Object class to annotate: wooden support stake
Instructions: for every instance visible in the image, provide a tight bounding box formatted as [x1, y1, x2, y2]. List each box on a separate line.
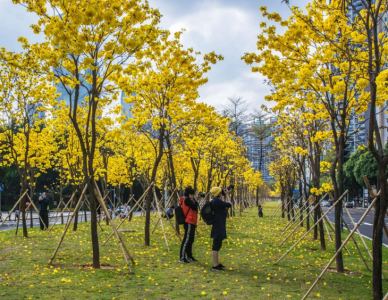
[322, 212, 351, 256]
[282, 196, 313, 235]
[275, 197, 291, 221]
[275, 190, 349, 264]
[363, 175, 377, 198]
[49, 184, 88, 264]
[152, 191, 181, 240]
[282, 196, 307, 232]
[152, 187, 177, 234]
[301, 195, 379, 300]
[48, 191, 78, 232]
[322, 212, 333, 243]
[153, 188, 170, 251]
[102, 183, 153, 246]
[93, 184, 134, 273]
[279, 193, 330, 246]
[270, 199, 284, 218]
[340, 213, 370, 271]
[343, 204, 373, 261]
[0, 190, 28, 230]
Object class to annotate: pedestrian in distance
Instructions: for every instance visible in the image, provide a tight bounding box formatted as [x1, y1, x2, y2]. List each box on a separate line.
[14, 209, 19, 221]
[123, 203, 130, 218]
[38, 192, 49, 230]
[225, 185, 234, 218]
[165, 205, 175, 219]
[179, 186, 200, 263]
[210, 186, 232, 271]
[258, 205, 263, 217]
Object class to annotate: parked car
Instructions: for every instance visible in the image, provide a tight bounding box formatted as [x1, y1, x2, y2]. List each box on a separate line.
[344, 202, 354, 208]
[321, 201, 329, 207]
[328, 200, 333, 206]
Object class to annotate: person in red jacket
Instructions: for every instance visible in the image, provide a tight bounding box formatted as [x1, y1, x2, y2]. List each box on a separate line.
[179, 186, 199, 263]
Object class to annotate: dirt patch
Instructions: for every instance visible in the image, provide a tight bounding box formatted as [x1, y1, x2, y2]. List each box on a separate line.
[132, 244, 157, 248]
[0, 255, 8, 261]
[301, 264, 314, 267]
[118, 230, 136, 233]
[319, 267, 363, 275]
[306, 248, 319, 251]
[78, 264, 117, 270]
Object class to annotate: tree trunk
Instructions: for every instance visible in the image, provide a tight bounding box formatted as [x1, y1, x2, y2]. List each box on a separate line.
[330, 151, 344, 272]
[166, 135, 179, 235]
[21, 183, 28, 238]
[372, 166, 388, 300]
[73, 187, 79, 231]
[316, 206, 326, 251]
[313, 202, 318, 240]
[299, 180, 303, 227]
[87, 180, 99, 269]
[145, 129, 165, 246]
[29, 189, 33, 228]
[256, 186, 259, 207]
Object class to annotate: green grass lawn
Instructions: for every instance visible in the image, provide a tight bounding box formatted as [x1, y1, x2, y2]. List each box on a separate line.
[0, 202, 387, 299]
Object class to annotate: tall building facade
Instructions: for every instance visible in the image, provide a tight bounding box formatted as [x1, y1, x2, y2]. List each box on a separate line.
[243, 116, 277, 183]
[55, 70, 92, 107]
[120, 91, 134, 118]
[346, 1, 388, 150]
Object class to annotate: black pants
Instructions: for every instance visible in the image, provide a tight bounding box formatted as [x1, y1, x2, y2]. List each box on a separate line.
[39, 210, 49, 230]
[180, 223, 196, 259]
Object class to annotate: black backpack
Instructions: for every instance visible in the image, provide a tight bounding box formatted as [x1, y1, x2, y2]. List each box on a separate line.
[175, 197, 190, 225]
[200, 200, 214, 225]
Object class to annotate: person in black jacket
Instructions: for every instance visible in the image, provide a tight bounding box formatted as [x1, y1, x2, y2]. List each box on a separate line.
[179, 186, 200, 263]
[210, 187, 232, 271]
[38, 192, 49, 230]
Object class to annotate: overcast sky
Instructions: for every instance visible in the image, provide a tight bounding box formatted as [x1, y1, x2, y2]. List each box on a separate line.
[0, 0, 311, 112]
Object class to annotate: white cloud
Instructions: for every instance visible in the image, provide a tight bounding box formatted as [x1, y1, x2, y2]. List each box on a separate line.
[1, 0, 310, 112]
[154, 2, 269, 110]
[198, 70, 272, 111]
[0, 2, 42, 52]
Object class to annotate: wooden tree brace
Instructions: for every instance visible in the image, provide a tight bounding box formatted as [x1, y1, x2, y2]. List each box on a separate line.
[301, 195, 379, 300]
[362, 175, 376, 198]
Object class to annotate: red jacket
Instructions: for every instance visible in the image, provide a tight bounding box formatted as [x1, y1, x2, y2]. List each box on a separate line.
[179, 196, 198, 225]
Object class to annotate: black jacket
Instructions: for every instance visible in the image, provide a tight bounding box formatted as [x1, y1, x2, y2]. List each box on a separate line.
[210, 198, 232, 240]
[184, 196, 199, 211]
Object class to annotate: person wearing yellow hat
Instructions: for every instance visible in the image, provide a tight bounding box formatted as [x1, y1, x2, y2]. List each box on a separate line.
[209, 186, 232, 271]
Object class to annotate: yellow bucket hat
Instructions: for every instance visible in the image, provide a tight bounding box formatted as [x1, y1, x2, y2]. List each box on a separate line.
[210, 187, 222, 197]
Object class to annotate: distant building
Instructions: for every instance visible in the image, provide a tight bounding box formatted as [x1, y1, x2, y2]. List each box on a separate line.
[120, 91, 134, 118]
[243, 116, 277, 183]
[55, 70, 92, 107]
[345, 1, 388, 151]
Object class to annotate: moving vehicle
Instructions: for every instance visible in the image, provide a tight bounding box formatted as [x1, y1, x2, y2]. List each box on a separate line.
[344, 202, 354, 208]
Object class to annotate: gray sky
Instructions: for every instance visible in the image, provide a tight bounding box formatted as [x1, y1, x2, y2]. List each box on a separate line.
[0, 0, 310, 111]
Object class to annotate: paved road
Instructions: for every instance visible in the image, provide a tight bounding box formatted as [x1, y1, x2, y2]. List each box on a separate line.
[0, 211, 93, 231]
[0, 210, 146, 231]
[322, 207, 388, 247]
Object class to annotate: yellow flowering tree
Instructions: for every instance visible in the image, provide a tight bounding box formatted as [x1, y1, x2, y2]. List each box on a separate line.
[118, 31, 223, 246]
[15, 0, 162, 268]
[0, 48, 57, 237]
